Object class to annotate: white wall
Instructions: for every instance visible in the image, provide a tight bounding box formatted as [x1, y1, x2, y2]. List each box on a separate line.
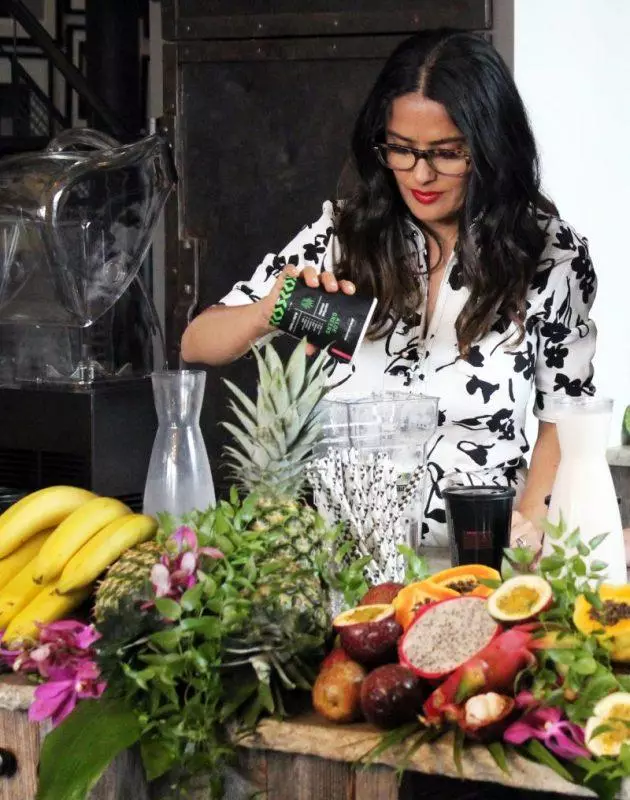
[514, 0, 630, 445]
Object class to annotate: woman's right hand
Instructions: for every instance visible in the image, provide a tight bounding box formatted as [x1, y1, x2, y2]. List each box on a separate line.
[258, 266, 356, 354]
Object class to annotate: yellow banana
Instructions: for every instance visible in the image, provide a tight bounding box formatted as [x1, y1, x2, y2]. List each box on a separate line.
[33, 496, 130, 585]
[0, 552, 52, 630]
[57, 513, 157, 594]
[0, 528, 53, 591]
[2, 582, 90, 647]
[0, 486, 96, 559]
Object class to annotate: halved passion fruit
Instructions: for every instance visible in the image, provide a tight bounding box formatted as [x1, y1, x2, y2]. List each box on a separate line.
[487, 575, 553, 622]
[427, 564, 500, 599]
[333, 603, 394, 631]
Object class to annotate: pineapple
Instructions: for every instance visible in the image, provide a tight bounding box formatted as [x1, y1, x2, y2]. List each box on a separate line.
[222, 339, 332, 568]
[222, 339, 335, 641]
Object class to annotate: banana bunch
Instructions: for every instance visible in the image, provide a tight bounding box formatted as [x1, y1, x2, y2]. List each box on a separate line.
[0, 486, 158, 647]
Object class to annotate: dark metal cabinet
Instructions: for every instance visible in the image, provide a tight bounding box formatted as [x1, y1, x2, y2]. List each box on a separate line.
[161, 0, 492, 490]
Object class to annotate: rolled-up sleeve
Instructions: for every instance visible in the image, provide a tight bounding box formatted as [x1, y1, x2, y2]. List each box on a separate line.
[219, 201, 338, 306]
[533, 225, 597, 421]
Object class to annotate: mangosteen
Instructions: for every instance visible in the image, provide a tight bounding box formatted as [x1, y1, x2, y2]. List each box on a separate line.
[458, 692, 517, 741]
[360, 664, 426, 729]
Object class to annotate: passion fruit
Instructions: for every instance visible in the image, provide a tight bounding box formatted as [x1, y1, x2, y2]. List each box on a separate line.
[487, 575, 553, 623]
[360, 582, 404, 606]
[339, 616, 403, 666]
[360, 664, 426, 729]
[332, 604, 394, 632]
[585, 692, 630, 756]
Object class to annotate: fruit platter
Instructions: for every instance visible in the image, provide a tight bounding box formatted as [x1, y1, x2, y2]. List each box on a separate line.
[0, 341, 629, 800]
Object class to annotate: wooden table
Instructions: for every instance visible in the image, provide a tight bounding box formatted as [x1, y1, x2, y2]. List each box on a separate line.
[1, 676, 629, 800]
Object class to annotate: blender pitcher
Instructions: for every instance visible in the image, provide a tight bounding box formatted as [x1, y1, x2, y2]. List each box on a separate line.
[143, 370, 216, 517]
[543, 396, 626, 584]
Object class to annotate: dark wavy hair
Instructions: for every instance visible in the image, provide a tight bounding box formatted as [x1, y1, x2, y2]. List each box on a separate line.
[335, 29, 556, 354]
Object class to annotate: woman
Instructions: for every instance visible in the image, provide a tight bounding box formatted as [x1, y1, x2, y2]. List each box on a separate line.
[181, 30, 597, 550]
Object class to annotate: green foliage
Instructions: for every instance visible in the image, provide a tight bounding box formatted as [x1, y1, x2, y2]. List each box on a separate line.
[98, 492, 331, 796]
[37, 698, 142, 800]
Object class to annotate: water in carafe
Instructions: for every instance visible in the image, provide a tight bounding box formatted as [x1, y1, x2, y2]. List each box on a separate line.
[544, 396, 626, 584]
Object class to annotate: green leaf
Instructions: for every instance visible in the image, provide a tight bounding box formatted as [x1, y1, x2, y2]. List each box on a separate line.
[140, 737, 178, 781]
[590, 560, 608, 572]
[155, 598, 182, 621]
[577, 541, 590, 557]
[179, 616, 222, 638]
[573, 656, 598, 676]
[398, 545, 430, 582]
[589, 533, 610, 552]
[149, 628, 181, 651]
[584, 590, 603, 610]
[540, 555, 566, 572]
[180, 582, 204, 611]
[36, 698, 141, 800]
[523, 739, 574, 782]
[572, 558, 587, 577]
[487, 741, 510, 774]
[504, 547, 535, 566]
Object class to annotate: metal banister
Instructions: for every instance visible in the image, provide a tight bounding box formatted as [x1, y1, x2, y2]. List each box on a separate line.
[0, 0, 129, 140]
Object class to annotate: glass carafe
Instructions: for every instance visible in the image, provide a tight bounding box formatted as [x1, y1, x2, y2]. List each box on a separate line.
[543, 396, 625, 584]
[143, 370, 215, 517]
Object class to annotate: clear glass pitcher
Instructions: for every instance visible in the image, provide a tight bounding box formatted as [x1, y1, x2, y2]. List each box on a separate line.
[143, 370, 216, 517]
[543, 396, 626, 584]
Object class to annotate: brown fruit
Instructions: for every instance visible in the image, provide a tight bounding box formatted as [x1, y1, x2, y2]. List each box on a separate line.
[360, 582, 404, 606]
[312, 660, 367, 723]
[320, 647, 352, 673]
[360, 664, 426, 729]
[339, 616, 403, 666]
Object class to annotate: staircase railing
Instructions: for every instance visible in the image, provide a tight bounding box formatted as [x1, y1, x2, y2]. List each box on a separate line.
[0, 41, 67, 139]
[0, 0, 129, 140]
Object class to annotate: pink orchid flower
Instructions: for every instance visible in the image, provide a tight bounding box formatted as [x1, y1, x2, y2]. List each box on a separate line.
[28, 660, 106, 727]
[504, 703, 590, 760]
[148, 526, 223, 605]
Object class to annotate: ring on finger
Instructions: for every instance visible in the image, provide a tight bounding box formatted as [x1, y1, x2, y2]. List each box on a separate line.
[515, 535, 527, 548]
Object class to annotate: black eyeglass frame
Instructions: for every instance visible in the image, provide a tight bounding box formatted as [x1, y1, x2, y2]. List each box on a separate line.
[372, 142, 471, 177]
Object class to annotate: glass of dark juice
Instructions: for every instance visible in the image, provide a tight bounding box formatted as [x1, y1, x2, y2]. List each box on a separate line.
[443, 485, 516, 569]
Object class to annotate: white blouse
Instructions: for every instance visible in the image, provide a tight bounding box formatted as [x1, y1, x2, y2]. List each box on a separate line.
[220, 201, 597, 545]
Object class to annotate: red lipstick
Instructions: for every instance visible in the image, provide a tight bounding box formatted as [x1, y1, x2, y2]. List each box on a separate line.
[411, 190, 443, 205]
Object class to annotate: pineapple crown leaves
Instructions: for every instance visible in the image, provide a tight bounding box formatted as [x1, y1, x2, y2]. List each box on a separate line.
[221, 339, 334, 496]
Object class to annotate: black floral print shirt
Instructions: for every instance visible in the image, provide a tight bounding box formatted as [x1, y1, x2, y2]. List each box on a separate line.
[221, 202, 597, 545]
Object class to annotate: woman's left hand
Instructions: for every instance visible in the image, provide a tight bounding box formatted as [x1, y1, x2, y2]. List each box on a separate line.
[510, 510, 543, 554]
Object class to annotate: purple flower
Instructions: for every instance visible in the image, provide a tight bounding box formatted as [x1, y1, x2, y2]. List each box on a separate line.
[148, 526, 223, 607]
[28, 661, 106, 727]
[504, 705, 590, 760]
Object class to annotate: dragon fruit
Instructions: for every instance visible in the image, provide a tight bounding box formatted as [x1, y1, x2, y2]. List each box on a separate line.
[398, 596, 500, 680]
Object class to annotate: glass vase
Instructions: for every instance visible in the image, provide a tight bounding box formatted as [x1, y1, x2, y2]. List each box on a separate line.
[143, 370, 216, 517]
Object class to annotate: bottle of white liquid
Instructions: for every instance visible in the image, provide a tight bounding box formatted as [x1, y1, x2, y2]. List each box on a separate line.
[543, 397, 626, 584]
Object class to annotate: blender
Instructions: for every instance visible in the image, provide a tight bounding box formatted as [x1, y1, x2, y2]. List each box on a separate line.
[0, 128, 176, 509]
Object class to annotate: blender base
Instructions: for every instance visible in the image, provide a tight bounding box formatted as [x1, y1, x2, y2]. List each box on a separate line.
[0, 377, 156, 510]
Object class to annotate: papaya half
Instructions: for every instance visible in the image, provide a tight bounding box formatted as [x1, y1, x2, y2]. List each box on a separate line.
[574, 584, 630, 662]
[392, 580, 458, 630]
[426, 564, 500, 599]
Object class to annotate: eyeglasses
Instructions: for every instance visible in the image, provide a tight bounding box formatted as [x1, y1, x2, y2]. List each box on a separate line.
[373, 142, 471, 177]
